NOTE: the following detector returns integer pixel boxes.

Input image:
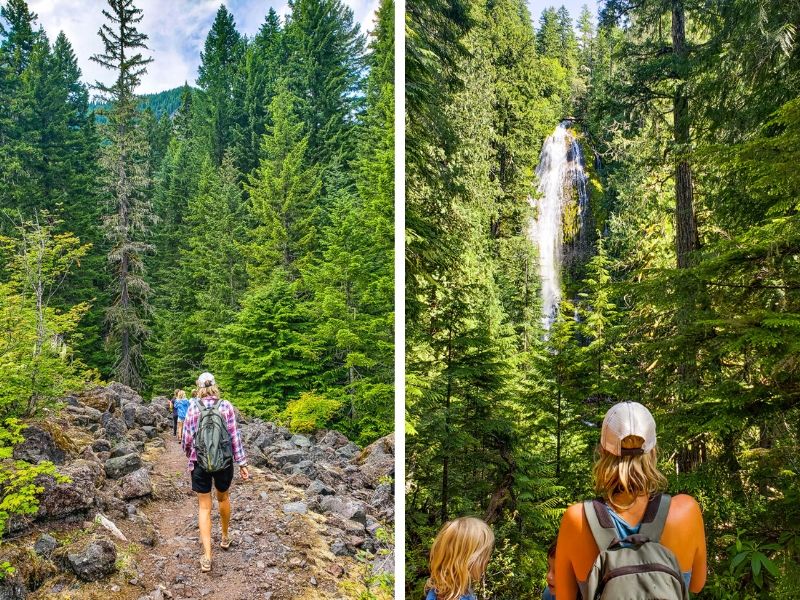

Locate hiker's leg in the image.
[217,490,230,538]
[177,420,184,441]
[197,492,213,560]
[173,413,178,436]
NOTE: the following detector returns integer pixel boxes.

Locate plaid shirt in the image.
[181,396,247,469]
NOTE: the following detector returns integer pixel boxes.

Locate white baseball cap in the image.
[197,372,216,387]
[600,401,657,456]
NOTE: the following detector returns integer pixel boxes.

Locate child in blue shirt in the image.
[174,389,190,442]
[424,517,494,600]
[543,539,556,600]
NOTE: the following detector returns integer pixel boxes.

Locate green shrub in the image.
[0,419,65,538]
[281,392,342,432]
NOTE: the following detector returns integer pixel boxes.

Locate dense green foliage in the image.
[407,0,800,598]
[0,0,393,456]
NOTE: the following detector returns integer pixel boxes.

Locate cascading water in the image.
[528,120,591,330]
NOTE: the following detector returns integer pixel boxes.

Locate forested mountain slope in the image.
[406,0,800,597]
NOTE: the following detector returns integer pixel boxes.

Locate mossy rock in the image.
[0,546,58,594]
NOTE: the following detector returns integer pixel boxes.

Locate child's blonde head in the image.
[174,389,186,399]
[425,517,494,600]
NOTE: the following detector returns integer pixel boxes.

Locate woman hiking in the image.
[554,401,707,599]
[182,372,249,572]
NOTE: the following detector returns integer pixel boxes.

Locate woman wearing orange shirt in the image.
[554,401,707,599]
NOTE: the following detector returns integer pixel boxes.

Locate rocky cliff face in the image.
[0,384,394,599]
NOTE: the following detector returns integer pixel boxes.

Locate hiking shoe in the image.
[220,535,231,550]
[200,556,212,572]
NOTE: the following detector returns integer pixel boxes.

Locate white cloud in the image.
[27,0,379,95]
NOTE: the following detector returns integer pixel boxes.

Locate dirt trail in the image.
[25,432,365,600]
[128,433,361,600]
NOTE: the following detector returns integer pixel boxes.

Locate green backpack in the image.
[582,494,688,600]
[194,398,233,472]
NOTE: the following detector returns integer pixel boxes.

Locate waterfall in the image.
[528,120,591,330]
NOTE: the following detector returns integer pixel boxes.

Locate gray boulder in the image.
[141,426,157,439]
[134,405,158,427]
[282,502,308,514]
[65,538,117,581]
[290,460,318,479]
[290,434,312,448]
[12,426,65,465]
[317,430,349,449]
[108,382,143,406]
[330,540,352,556]
[369,484,393,520]
[149,397,171,418]
[273,450,305,467]
[116,467,152,500]
[357,433,394,487]
[110,442,138,458]
[101,412,127,441]
[320,496,367,525]
[122,404,137,428]
[0,575,26,600]
[307,480,335,496]
[64,405,104,426]
[33,533,59,558]
[336,442,360,460]
[105,453,142,479]
[91,439,111,453]
[36,459,102,521]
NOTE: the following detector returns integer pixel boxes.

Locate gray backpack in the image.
[194,398,233,473]
[582,494,688,600]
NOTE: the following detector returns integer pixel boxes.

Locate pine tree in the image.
[245,85,323,283]
[283,0,365,177]
[197,5,244,167]
[537,7,561,60]
[232,8,284,177]
[485,0,543,239]
[209,274,320,419]
[90,0,155,389]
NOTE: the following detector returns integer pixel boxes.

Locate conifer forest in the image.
[406,0,800,598]
[0,0,393,449]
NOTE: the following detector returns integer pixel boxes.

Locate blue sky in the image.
[29,0,380,95]
[527,0,600,28]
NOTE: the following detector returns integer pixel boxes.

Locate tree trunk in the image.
[671,0,699,268]
[441,328,453,524]
[556,385,562,479]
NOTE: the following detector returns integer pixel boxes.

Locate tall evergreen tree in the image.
[232,8,284,177]
[90,0,155,389]
[246,84,322,282]
[197,5,244,167]
[283,0,365,177]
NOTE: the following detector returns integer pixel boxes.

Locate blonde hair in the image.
[593,435,668,508]
[197,383,221,399]
[174,389,186,399]
[425,517,494,600]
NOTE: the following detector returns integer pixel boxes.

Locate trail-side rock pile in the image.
[240,420,394,565]
[0,384,394,598]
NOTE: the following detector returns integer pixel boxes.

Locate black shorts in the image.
[191,462,234,494]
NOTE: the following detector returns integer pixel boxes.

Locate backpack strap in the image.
[638,493,671,542]
[583,499,619,551]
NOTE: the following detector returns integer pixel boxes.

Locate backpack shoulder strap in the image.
[638,493,671,542]
[583,499,618,551]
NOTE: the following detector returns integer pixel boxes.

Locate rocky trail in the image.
[0,384,394,600]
